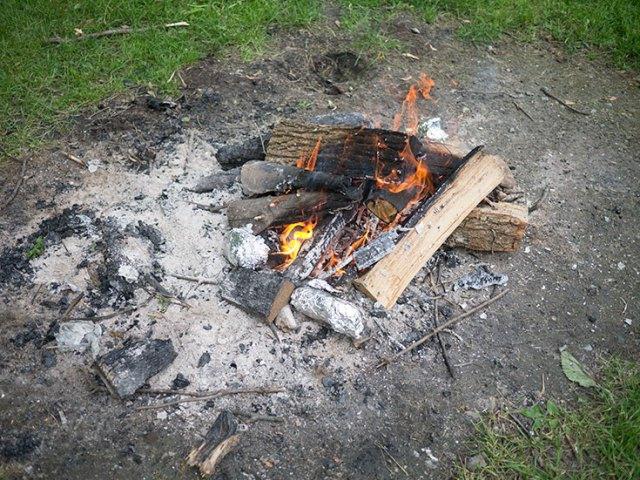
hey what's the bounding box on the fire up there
[275,217,317,270]
[392,73,435,135]
[326,249,345,277]
[346,224,371,256]
[375,139,434,200]
[296,136,322,171]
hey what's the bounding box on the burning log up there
[290,286,365,339]
[446,202,528,252]
[240,161,361,200]
[220,268,295,323]
[186,410,240,476]
[354,149,508,308]
[285,208,355,281]
[94,339,177,398]
[226,191,353,234]
[353,230,399,270]
[366,187,421,223]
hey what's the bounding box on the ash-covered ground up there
[1,14,638,480]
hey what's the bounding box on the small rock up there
[617,261,625,270]
[171,373,190,390]
[467,454,487,471]
[479,312,487,320]
[197,352,211,368]
[624,318,633,326]
[118,264,139,283]
[156,411,168,420]
[410,27,420,34]
[275,305,298,332]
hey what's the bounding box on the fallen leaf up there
[402,52,420,60]
[560,349,597,388]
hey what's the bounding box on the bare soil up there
[1,15,639,480]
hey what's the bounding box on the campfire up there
[213,73,527,339]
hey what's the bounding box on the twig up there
[187,201,226,213]
[60,292,84,321]
[529,186,548,213]
[541,87,590,116]
[375,442,409,477]
[47,22,188,44]
[434,300,455,379]
[61,151,86,167]
[508,412,532,437]
[68,294,153,322]
[512,101,534,121]
[0,157,27,212]
[168,272,220,285]
[377,289,509,368]
[135,386,285,411]
[30,283,44,304]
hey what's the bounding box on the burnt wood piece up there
[216,135,269,170]
[266,120,425,178]
[354,148,507,308]
[285,208,356,281]
[446,203,528,252]
[226,191,354,234]
[240,161,361,200]
[309,111,371,127]
[189,167,241,193]
[366,186,422,223]
[95,339,177,398]
[220,268,294,323]
[186,410,240,476]
[353,230,399,270]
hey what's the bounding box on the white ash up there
[291,286,365,339]
[420,117,449,142]
[454,265,508,291]
[55,321,102,358]
[224,225,270,269]
[118,264,140,283]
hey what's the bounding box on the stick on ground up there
[433,299,456,379]
[376,289,509,368]
[135,386,285,410]
[541,87,590,116]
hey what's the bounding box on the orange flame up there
[392,73,435,135]
[326,249,345,277]
[375,139,434,197]
[346,224,371,257]
[276,217,317,270]
[296,137,322,171]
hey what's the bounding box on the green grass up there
[1,1,638,160]
[26,236,45,260]
[459,357,640,479]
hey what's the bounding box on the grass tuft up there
[459,357,640,479]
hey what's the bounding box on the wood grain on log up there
[220,268,294,323]
[446,203,528,252]
[95,339,176,398]
[354,150,507,308]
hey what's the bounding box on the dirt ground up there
[1,14,639,480]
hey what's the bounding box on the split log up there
[285,208,355,281]
[95,339,176,398]
[220,268,294,323]
[353,230,399,270]
[290,287,365,339]
[226,191,353,234]
[354,149,507,308]
[216,135,268,170]
[186,410,240,476]
[189,167,241,193]
[446,203,528,252]
[240,161,361,200]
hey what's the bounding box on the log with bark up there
[240,161,362,200]
[220,268,295,323]
[354,149,508,308]
[189,167,241,193]
[216,135,269,170]
[226,191,354,234]
[446,202,528,252]
[94,338,176,398]
[186,410,240,476]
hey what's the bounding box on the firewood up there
[446,203,528,252]
[285,208,355,281]
[95,339,177,398]
[354,149,507,308]
[240,161,361,200]
[220,268,294,323]
[189,167,241,193]
[226,191,353,234]
[216,135,268,170]
[290,286,365,339]
[353,230,399,270]
[366,187,421,223]
[186,410,240,476]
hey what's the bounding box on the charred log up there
[216,135,269,170]
[226,191,354,234]
[189,167,241,193]
[186,410,240,476]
